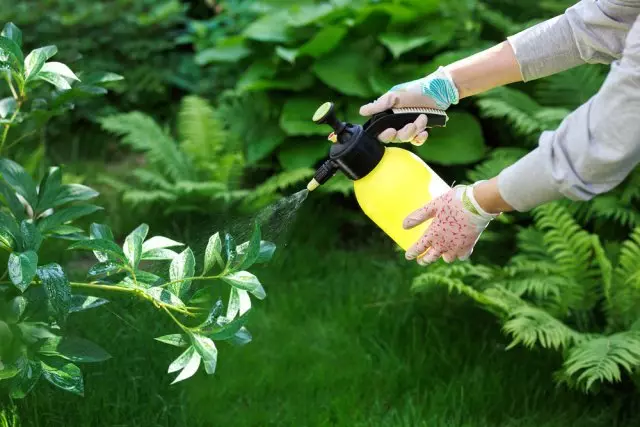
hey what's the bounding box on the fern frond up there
[564,332,640,391]
[96,174,134,192]
[242,168,315,211]
[608,227,640,327]
[620,168,640,205]
[132,169,174,191]
[535,65,606,109]
[466,147,528,183]
[100,112,193,181]
[503,305,583,351]
[179,95,224,152]
[173,181,229,196]
[122,189,177,208]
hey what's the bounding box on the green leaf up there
[195,39,251,65]
[0,180,27,220]
[222,234,236,270]
[123,224,149,268]
[37,263,71,324]
[256,241,276,264]
[89,223,116,262]
[0,97,16,119]
[2,23,22,47]
[247,126,286,164]
[7,295,26,323]
[169,248,195,298]
[243,12,290,43]
[9,358,42,399]
[145,287,186,309]
[69,238,126,262]
[141,248,179,261]
[50,225,85,236]
[312,48,376,97]
[37,205,102,233]
[227,288,251,320]
[36,167,62,212]
[222,271,266,300]
[53,184,99,207]
[171,346,201,384]
[277,140,327,170]
[40,62,79,82]
[36,71,72,90]
[134,270,163,287]
[87,261,121,277]
[203,232,223,274]
[142,236,183,252]
[191,333,218,375]
[41,357,84,396]
[204,311,251,341]
[415,112,487,165]
[69,295,109,313]
[9,251,38,292]
[286,3,335,27]
[379,33,430,58]
[38,336,111,363]
[298,26,347,58]
[280,99,331,136]
[230,327,252,346]
[155,334,189,348]
[0,210,20,245]
[23,46,57,81]
[0,36,24,70]
[236,222,261,270]
[0,364,18,380]
[0,158,38,207]
[19,220,41,251]
[80,71,124,86]
[275,46,298,64]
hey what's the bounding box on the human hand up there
[359,66,459,145]
[402,183,498,265]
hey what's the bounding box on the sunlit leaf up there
[169,248,195,298]
[171,347,201,384]
[142,236,183,252]
[145,287,186,309]
[38,336,111,363]
[8,358,42,399]
[2,23,22,47]
[37,263,71,325]
[191,334,218,375]
[222,271,266,300]
[40,62,79,81]
[123,224,149,268]
[69,239,126,263]
[0,158,38,207]
[155,334,189,348]
[19,220,41,251]
[203,232,223,274]
[37,205,103,233]
[41,357,84,396]
[53,184,99,207]
[8,251,38,292]
[24,45,57,81]
[69,295,109,313]
[36,167,62,212]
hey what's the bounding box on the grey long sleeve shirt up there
[497,0,640,211]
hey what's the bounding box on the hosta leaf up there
[37,263,71,325]
[155,334,189,348]
[2,23,22,47]
[243,12,290,43]
[280,98,331,136]
[203,232,223,274]
[0,158,38,207]
[169,248,195,298]
[191,333,218,375]
[227,288,251,320]
[172,347,201,384]
[236,222,261,270]
[298,26,347,58]
[36,167,62,212]
[141,248,178,261]
[9,358,42,399]
[142,236,183,252]
[144,287,186,309]
[36,71,72,90]
[123,224,149,268]
[38,336,111,363]
[222,271,266,300]
[9,251,38,292]
[312,49,375,97]
[24,45,57,81]
[37,204,102,233]
[19,220,41,251]
[41,357,84,396]
[69,239,126,262]
[379,33,430,58]
[69,295,109,313]
[53,184,99,207]
[40,62,79,81]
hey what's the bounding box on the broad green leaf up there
[87,261,121,277]
[171,347,201,384]
[38,336,111,363]
[36,71,72,90]
[17,322,56,344]
[69,295,109,313]
[227,288,251,320]
[40,62,79,81]
[280,98,331,136]
[24,45,57,81]
[191,333,218,375]
[222,271,266,300]
[141,248,179,261]
[142,236,183,252]
[230,327,252,346]
[8,358,42,399]
[275,46,297,64]
[9,251,38,292]
[298,26,347,58]
[7,295,26,323]
[0,36,24,71]
[36,167,62,212]
[145,287,186,309]
[37,205,102,233]
[2,23,22,47]
[123,224,149,268]
[53,184,99,207]
[41,357,84,396]
[203,232,223,274]
[195,39,251,65]
[89,223,116,262]
[243,12,291,43]
[255,241,276,263]
[379,33,430,58]
[0,180,27,220]
[286,3,335,27]
[236,222,261,270]
[247,126,286,164]
[155,334,189,348]
[313,51,375,97]
[168,346,195,373]
[239,73,315,93]
[0,210,20,245]
[0,158,38,207]
[415,112,487,165]
[169,248,195,298]
[277,140,327,170]
[69,239,126,262]
[0,364,18,380]
[19,220,41,251]
[37,263,71,325]
[0,97,16,119]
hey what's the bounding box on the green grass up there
[6,199,640,427]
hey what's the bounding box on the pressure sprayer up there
[306,102,452,251]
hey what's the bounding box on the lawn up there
[5,199,639,427]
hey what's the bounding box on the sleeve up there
[507,0,640,81]
[497,15,640,212]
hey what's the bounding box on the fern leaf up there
[96,174,133,193]
[564,332,640,391]
[132,169,174,191]
[466,147,528,182]
[100,112,193,181]
[535,65,606,109]
[173,181,229,196]
[503,305,583,351]
[609,227,640,327]
[123,189,177,208]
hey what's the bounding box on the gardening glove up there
[403,182,498,265]
[359,66,459,146]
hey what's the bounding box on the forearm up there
[473,178,514,214]
[444,41,522,99]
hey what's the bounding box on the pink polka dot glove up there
[402,183,498,265]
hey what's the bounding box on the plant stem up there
[0,105,21,156]
[163,306,190,332]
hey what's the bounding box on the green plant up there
[0,22,275,399]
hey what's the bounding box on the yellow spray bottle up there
[306,102,451,251]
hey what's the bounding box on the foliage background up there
[3,0,640,426]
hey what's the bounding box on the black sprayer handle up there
[363,108,448,139]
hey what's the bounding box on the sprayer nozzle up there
[307,179,320,192]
